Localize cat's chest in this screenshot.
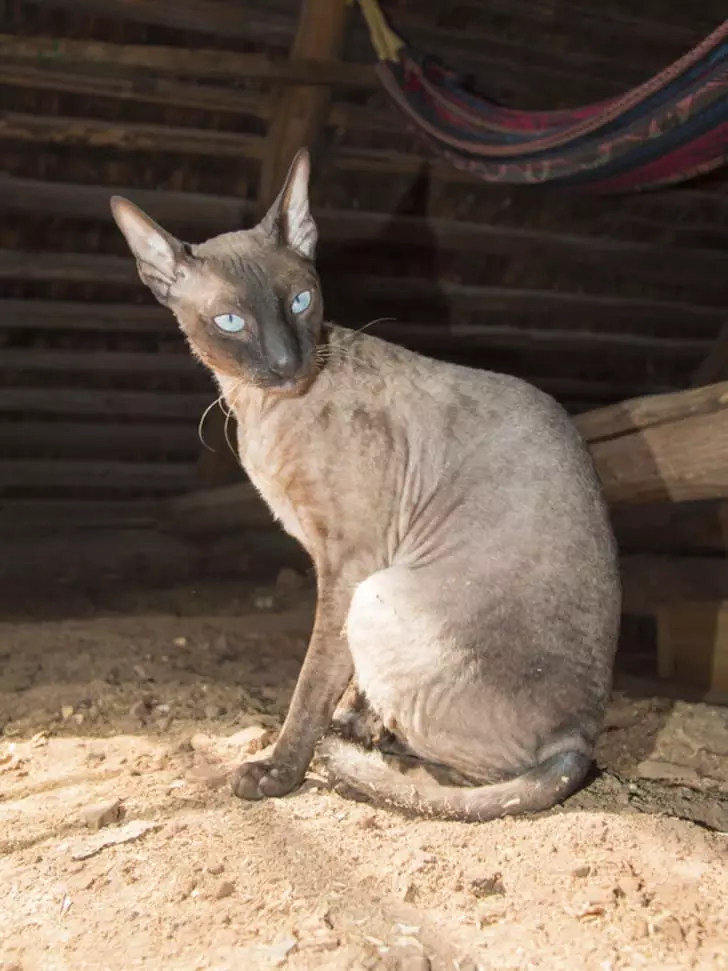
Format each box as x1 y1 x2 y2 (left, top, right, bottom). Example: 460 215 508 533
239 430 318 549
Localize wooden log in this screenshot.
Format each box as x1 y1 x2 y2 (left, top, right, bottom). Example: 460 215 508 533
0 349 204 377
13 3 648 106
0 112 266 160
335 275 726 330
612 500 728 556
4 174 728 300
0 300 174 333
161 481 275 535
656 602 728 692
0 420 198 456
0 35 376 87
258 0 350 206
575 381 728 444
0 251 723 345
623 555 728 616
0 459 195 491
1 251 721 349
0 62 275 119
3 174 728 299
0 498 161 532
591 407 728 505
0 176 258 235
0 300 708 361
0 62 395 133
691 324 728 387
0 388 211 419
460 0 698 48
19 0 296 46
620 555 728 616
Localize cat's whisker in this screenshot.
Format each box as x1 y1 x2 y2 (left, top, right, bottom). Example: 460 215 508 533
223 401 240 465
197 395 226 452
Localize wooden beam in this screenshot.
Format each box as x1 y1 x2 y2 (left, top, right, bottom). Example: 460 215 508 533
0 349 205 379
19 0 295 46
0 176 258 235
591 406 728 505
0 498 161 532
0 62 274 120
0 112 266 161
0 459 195 491
574 380 728 444
4 175 728 298
0 421 198 457
621 555 728 616
612 500 728 556
0 62 395 134
0 388 211 419
2 251 722 337
258 0 350 207
457 0 698 48
162 482 276 535
0 35 376 87
0 301 708 363
0 300 174 333
691 324 728 387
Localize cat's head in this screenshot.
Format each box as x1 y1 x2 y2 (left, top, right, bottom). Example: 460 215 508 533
110 148 323 393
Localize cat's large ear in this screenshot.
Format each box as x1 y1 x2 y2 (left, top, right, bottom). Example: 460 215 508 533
110 196 189 304
259 148 317 260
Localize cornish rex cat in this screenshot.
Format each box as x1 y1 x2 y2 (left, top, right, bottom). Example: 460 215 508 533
110 149 621 821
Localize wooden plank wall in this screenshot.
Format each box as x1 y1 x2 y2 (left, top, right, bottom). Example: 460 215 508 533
1 0 728 515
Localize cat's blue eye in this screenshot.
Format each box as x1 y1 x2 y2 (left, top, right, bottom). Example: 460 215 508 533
213 312 246 334
290 289 312 315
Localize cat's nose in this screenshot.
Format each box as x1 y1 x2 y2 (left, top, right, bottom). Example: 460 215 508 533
262 326 301 381
267 347 299 379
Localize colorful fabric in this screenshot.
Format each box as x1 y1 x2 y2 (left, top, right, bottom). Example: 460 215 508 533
357 1 728 193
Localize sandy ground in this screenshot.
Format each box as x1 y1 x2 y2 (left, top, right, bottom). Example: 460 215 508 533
1 570 727 971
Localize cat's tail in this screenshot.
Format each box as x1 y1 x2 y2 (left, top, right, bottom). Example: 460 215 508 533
318 736 591 822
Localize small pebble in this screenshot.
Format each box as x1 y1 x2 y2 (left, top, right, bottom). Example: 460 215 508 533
204 704 224 720
214 880 235 900
470 873 505 898
226 725 274 754
61 705 74 721
207 862 225 876
572 864 591 878
80 797 125 831
173 637 187 647
72 712 85 726
189 733 213 751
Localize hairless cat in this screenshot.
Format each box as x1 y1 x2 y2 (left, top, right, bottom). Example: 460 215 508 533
111 149 621 821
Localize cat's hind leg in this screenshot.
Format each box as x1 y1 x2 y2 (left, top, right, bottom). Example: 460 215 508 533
322 565 595 821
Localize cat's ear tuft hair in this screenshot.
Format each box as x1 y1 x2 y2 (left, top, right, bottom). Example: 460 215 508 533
110 196 188 303
259 148 317 261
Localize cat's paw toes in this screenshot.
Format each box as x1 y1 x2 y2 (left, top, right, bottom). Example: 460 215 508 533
230 758 302 801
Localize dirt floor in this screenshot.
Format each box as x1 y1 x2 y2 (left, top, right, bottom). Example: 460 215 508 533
1 564 727 971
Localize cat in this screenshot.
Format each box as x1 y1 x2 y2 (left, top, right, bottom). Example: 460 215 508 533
110 148 621 821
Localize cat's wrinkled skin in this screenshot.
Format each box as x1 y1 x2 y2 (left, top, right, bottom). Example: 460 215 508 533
110 149 621 822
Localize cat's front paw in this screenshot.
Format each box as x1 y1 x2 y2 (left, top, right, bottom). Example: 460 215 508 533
230 757 303 801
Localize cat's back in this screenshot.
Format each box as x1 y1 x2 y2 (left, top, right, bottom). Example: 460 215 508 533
335 328 590 473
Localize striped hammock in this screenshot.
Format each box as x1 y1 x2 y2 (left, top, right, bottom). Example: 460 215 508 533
354 0 728 193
